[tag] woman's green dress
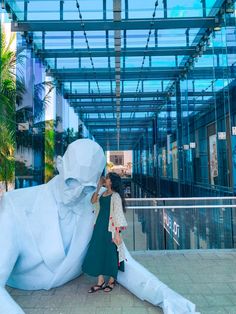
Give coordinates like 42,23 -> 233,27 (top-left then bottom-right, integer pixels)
82,194 -> 124,279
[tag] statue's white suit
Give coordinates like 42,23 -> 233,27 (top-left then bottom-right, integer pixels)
0,139 -> 197,314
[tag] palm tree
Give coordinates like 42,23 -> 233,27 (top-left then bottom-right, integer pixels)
0,30 -> 25,191
44,120 -> 56,182
33,81 -> 56,123
0,123 -> 15,191
0,31 -> 25,127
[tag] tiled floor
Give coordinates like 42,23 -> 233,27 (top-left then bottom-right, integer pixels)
8,249 -> 236,314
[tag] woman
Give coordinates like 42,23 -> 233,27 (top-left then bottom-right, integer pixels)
82,172 -> 128,293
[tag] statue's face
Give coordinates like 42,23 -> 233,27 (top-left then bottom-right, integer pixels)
57,139 -> 106,205
61,176 -> 96,205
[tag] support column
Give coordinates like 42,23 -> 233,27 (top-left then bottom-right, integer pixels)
185,28 -> 190,47
60,0 -> 64,21
71,31 -> 74,49
24,0 -> 28,21
113,0 -> 121,150
103,0 -> 106,20
163,0 -> 167,18
42,31 -> 45,50
201,0 -> 206,17
229,86 -> 236,194
176,80 -> 183,196
125,0 -> 128,19
153,114 -> 160,196
167,98 -> 172,178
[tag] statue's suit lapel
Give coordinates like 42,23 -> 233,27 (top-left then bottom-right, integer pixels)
27,184 -> 66,272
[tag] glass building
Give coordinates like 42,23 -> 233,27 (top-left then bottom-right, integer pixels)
0,0 -> 236,249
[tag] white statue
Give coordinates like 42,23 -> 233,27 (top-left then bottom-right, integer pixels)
0,139 -> 197,314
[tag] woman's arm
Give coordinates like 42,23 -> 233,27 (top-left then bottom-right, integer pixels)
91,190 -> 99,204
91,177 -> 105,204
114,227 -> 122,246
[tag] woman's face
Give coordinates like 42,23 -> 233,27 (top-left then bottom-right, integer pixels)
105,174 -> 112,189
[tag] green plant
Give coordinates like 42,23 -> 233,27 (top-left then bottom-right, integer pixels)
0,31 -> 25,128
45,120 -> 55,182
0,30 -> 25,190
33,81 -> 56,122
0,123 -> 15,191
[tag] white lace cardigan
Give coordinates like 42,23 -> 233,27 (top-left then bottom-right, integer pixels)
94,192 -> 128,264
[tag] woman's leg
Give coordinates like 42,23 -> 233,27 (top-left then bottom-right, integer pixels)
97,275 -> 105,285
88,275 -> 105,293
103,276 -> 115,292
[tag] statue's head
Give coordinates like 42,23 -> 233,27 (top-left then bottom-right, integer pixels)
56,139 -> 106,205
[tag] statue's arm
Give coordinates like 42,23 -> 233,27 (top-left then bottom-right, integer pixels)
0,195 -> 24,314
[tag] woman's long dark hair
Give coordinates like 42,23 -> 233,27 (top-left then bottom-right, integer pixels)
107,172 -> 126,213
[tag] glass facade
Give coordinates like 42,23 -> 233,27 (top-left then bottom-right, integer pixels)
14,40 -> 85,187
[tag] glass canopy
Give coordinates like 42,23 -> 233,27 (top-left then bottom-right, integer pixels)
2,0 -> 236,150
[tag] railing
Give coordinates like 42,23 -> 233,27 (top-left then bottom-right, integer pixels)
123,197 -> 236,251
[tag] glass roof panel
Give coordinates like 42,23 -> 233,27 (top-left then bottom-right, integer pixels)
28,1 -> 60,20
226,27 -> 236,47
152,56 -> 176,67
64,0 -> 103,20
56,58 -> 79,69
71,82 -> 89,93
143,81 -> 163,91
128,0 -> 164,18
157,29 -> 187,47
6,0 -> 221,20
126,30 -> 155,48
124,57 -> 143,68
45,58 -> 55,68
7,0 -> 24,20
189,29 -> 202,45
167,0 -> 202,17
194,55 -> 214,67
123,81 -> 139,92
206,0 -> 218,16
45,32 -> 71,49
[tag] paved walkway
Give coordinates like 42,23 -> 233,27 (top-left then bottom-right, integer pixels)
8,249 -> 236,314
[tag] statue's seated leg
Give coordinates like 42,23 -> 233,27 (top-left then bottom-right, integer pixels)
117,246 -> 197,314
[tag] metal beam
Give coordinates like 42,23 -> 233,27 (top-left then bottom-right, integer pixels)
95,136 -> 148,141
49,67 -> 236,81
93,129 -> 165,134
70,99 -> 214,107
86,123 -> 151,128
74,105 -> 212,114
88,122 -> 176,129
85,117 -> 176,124
91,130 -> 145,134
37,46 -> 236,58
11,17 -> 222,32
86,117 -> 150,121
65,91 -> 214,99
71,100 -> 166,107
94,136 -> 142,140
96,142 -> 138,150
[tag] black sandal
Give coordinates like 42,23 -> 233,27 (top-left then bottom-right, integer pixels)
103,280 -> 116,293
88,281 -> 106,293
